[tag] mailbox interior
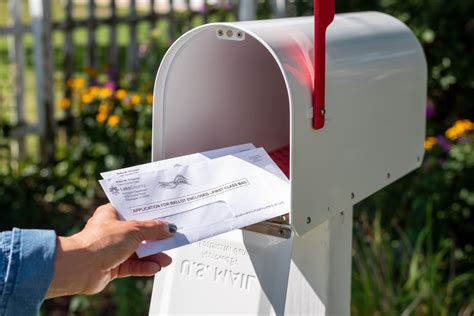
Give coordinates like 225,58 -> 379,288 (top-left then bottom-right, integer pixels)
153,25 -> 292,233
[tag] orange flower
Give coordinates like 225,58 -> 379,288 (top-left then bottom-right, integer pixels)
57,98 -> 71,109
130,94 -> 141,106
99,88 -> 113,99
89,86 -> 99,98
424,137 -> 437,150
84,67 -> 98,77
445,119 -> 474,140
67,78 -> 86,89
81,93 -> 94,104
107,115 -> 121,127
146,94 -> 153,105
96,112 -> 107,123
115,89 -> 127,100
98,102 -> 110,114
66,78 -> 75,88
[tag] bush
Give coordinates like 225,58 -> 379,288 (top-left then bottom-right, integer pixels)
353,126 -> 474,314
0,1 -> 472,315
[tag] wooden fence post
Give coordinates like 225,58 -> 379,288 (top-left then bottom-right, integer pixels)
8,0 -> 26,162
29,0 -> 55,164
271,0 -> 286,18
238,0 -> 257,21
63,0 -> 74,123
87,0 -> 96,72
109,0 -> 118,76
128,0 -> 139,75
168,0 -> 175,41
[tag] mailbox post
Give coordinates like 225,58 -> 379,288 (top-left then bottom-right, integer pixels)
148,8 -> 426,316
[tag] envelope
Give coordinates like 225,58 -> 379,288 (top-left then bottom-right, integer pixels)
99,147 -> 289,257
101,143 -> 255,179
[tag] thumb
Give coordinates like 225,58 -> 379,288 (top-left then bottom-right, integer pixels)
130,220 -> 177,242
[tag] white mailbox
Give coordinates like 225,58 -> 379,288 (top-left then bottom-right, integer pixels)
148,9 -> 426,316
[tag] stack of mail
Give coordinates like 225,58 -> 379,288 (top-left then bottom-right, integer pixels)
99,144 -> 290,257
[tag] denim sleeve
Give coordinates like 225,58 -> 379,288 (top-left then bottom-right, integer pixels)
0,229 -> 56,316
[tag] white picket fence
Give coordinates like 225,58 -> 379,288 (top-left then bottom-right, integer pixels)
0,0 -> 288,164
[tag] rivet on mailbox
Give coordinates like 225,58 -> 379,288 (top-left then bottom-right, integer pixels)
148,1 -> 427,314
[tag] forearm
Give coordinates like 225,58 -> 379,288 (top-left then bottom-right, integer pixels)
46,235 -> 94,298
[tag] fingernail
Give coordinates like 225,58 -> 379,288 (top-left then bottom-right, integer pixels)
168,223 -> 177,234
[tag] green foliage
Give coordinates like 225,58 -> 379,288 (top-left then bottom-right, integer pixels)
0,1 -> 472,315
353,134 -> 474,314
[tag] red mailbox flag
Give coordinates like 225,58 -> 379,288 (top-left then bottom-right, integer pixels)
313,0 -> 335,129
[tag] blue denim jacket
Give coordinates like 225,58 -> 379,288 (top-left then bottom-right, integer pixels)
0,229 -> 56,316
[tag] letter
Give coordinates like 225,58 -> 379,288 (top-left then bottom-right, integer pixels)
229,271 -> 242,287
195,263 -> 206,279
214,267 -> 227,284
244,274 -> 257,291
180,260 -> 191,276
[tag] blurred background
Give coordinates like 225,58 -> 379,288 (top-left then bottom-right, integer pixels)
0,0 -> 472,315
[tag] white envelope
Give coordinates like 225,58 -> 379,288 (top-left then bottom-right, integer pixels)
100,143 -> 255,180
99,148 -> 289,257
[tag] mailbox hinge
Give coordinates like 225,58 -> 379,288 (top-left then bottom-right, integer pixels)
243,220 -> 292,239
313,0 -> 335,129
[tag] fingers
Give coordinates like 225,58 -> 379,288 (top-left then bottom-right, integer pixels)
117,258 -> 161,278
145,252 -> 173,268
116,253 -> 172,278
129,220 -> 176,242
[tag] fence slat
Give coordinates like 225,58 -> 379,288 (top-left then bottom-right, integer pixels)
149,0 -> 157,28
63,0 -> 74,120
8,0 -> 26,160
109,0 -> 118,76
185,0 -> 192,29
87,0 -> 96,71
203,0 -> 209,23
271,0 -> 286,18
168,0 -> 175,41
29,0 -> 55,164
239,0 -> 257,21
128,0 -> 138,74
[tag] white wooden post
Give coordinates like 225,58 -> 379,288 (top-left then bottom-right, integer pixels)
285,208 -> 353,315
63,0 -> 74,121
87,0 -> 96,71
109,0 -> 119,76
270,0 -> 286,18
8,0 -> 26,162
168,0 -> 176,41
238,0 -> 256,21
29,0 -> 55,163
128,0 -> 139,74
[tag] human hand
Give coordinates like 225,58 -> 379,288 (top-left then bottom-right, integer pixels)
46,203 -> 176,298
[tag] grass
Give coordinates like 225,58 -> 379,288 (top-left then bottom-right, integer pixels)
352,206 -> 474,315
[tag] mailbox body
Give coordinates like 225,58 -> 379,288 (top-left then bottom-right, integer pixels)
149,12 -> 426,315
